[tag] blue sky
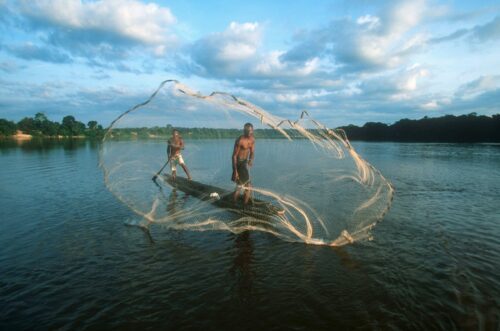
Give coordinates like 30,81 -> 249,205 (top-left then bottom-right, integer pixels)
0,0 -> 499,127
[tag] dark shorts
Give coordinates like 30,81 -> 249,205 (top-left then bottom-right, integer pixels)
233,160 -> 250,186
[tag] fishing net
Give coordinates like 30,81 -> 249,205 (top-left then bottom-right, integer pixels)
100,80 -> 394,246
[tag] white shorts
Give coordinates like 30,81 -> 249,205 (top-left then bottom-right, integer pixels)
170,154 -> 185,172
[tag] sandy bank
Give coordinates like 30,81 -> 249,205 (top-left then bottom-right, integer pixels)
13,130 -> 32,140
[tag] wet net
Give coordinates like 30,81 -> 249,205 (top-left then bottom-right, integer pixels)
100,80 -> 394,246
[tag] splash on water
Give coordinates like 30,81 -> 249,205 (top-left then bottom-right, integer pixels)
100,80 -> 394,246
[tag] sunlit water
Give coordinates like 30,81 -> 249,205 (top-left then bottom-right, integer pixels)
1,139 -> 499,330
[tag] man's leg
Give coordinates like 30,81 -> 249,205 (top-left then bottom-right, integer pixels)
243,183 -> 251,205
177,155 -> 191,180
171,160 -> 177,180
181,164 -> 192,180
233,185 -> 241,203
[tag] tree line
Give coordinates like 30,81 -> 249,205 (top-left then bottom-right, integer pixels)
2,112 -> 499,142
108,113 -> 500,142
339,113 -> 500,142
0,112 -> 104,138
108,124 -> 286,140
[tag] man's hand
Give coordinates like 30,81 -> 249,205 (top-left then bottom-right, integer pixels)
248,159 -> 253,168
232,170 -> 239,182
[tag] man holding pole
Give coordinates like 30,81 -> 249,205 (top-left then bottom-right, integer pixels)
167,129 -> 192,181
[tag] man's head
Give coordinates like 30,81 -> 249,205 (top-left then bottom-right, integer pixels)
243,123 -> 253,137
172,129 -> 179,137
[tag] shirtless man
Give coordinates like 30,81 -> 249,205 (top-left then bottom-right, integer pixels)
231,123 -> 255,205
168,129 -> 191,180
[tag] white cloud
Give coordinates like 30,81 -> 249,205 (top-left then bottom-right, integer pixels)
278,0 -> 431,75
18,0 -> 177,46
276,93 -> 299,103
456,75 -> 500,99
420,100 -> 439,110
254,51 -> 286,75
383,0 -> 426,37
397,66 -> 429,91
359,64 -> 430,102
189,22 -> 327,81
254,52 -> 320,77
354,0 -> 427,68
189,21 -> 262,76
356,15 -> 380,29
216,22 -> 261,61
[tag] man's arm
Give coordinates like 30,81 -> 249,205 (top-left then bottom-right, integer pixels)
232,137 -> 240,174
248,138 -> 255,167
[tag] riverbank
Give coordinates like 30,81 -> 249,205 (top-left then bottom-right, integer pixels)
12,130 -> 32,140
1,131 -> 88,140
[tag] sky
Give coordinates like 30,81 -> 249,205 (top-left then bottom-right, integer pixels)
0,0 -> 499,127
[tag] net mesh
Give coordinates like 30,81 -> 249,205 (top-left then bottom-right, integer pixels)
100,80 -> 394,246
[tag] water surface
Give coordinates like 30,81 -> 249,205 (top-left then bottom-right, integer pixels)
1,139 -> 499,330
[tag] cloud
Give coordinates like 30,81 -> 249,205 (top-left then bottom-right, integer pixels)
189,21 -> 262,76
358,64 -> 430,101
18,0 -> 177,46
470,15 -> 500,42
0,78 -> 149,124
429,29 -> 469,44
439,5 -> 500,23
0,0 -> 178,68
444,88 -> 500,116
186,21 -> 331,86
455,75 -> 500,99
280,0 -> 428,73
430,15 -> 500,44
420,100 -> 439,110
4,42 -> 72,63
184,21 -> 343,93
0,60 -> 25,73
416,75 -> 500,113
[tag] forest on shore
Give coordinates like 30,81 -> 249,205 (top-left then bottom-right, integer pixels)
339,113 -> 500,142
0,112 -> 104,138
1,112 -> 499,142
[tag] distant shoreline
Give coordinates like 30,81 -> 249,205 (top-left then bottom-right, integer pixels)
1,131 -> 88,140
2,112 -> 499,143
3,134 -> 500,144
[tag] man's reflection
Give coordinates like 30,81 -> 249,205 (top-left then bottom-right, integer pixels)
166,188 -> 189,221
230,231 -> 255,302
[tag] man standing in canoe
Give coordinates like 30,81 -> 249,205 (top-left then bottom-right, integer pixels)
232,123 -> 255,205
168,129 -> 192,181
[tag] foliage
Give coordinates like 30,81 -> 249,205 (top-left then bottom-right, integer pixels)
1,112 -> 499,142
0,112 -> 104,138
340,113 -> 500,142
0,119 -> 17,136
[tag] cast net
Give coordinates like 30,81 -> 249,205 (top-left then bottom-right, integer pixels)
100,80 -> 394,246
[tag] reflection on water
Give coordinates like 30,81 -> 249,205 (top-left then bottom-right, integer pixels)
0,137 -> 97,152
1,141 -> 499,330
230,232 -> 255,303
167,188 -> 190,217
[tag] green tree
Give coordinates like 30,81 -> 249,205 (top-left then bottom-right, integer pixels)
34,112 -> 48,122
17,117 -> 36,134
41,120 -> 59,136
87,120 -> 98,130
0,119 -> 17,135
85,120 -> 104,138
60,115 -> 85,136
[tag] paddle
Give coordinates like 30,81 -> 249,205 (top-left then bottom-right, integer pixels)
152,157 -> 172,181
